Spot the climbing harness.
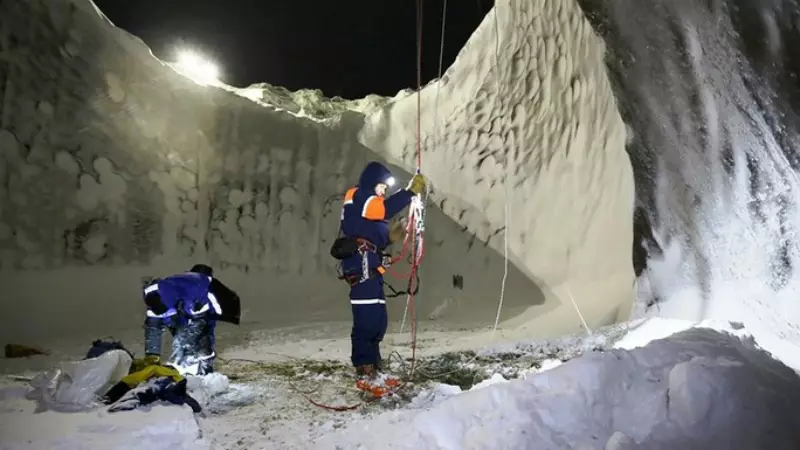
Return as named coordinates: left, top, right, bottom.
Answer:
left=333, top=236, right=421, bottom=298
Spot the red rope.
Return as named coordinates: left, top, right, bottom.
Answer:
left=288, top=380, right=364, bottom=411
left=407, top=0, right=425, bottom=378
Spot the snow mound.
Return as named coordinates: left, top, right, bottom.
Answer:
left=613, top=317, right=749, bottom=351
left=408, top=383, right=464, bottom=409
left=234, top=83, right=391, bottom=119
left=313, top=327, right=800, bottom=449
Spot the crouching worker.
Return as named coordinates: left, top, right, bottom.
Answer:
left=142, top=264, right=241, bottom=375
left=332, top=161, right=426, bottom=387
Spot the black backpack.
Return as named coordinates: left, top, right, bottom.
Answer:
left=85, top=338, right=134, bottom=360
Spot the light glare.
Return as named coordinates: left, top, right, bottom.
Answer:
left=386, top=177, right=396, bottom=187
left=175, top=50, right=220, bottom=86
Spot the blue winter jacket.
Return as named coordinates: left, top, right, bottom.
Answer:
left=143, top=272, right=220, bottom=321
left=340, top=162, right=414, bottom=277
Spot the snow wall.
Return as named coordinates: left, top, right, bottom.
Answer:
left=576, top=0, right=800, bottom=361
left=0, top=0, right=634, bottom=345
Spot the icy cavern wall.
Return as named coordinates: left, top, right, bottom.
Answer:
left=577, top=0, right=800, bottom=351
left=360, top=0, right=635, bottom=332
left=0, top=0, right=544, bottom=344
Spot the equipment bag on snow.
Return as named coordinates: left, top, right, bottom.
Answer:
left=85, top=338, right=134, bottom=360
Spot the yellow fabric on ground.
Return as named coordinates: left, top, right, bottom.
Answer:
left=121, top=364, right=183, bottom=387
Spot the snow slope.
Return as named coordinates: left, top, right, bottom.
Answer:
left=0, top=0, right=633, bottom=348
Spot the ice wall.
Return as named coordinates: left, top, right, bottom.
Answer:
left=576, top=0, right=800, bottom=363
left=359, top=0, right=635, bottom=336
left=0, top=0, right=544, bottom=345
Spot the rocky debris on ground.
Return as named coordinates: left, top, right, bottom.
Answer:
left=4, top=344, right=49, bottom=358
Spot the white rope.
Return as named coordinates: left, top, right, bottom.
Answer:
left=399, top=291, right=411, bottom=334
left=399, top=197, right=424, bottom=335
left=485, top=3, right=590, bottom=340
left=433, top=0, right=447, bottom=144
left=566, top=284, right=592, bottom=335
left=489, top=2, right=508, bottom=341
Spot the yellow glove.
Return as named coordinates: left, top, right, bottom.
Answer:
left=406, top=173, right=426, bottom=195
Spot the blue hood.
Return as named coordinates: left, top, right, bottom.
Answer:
left=358, top=162, right=394, bottom=192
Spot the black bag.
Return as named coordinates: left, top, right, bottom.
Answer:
left=209, top=278, right=242, bottom=325
left=85, top=338, right=134, bottom=360
left=330, top=236, right=360, bottom=260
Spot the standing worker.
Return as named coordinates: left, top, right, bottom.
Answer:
left=331, top=161, right=426, bottom=390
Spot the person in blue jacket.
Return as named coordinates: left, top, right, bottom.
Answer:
left=335, top=161, right=426, bottom=380
left=142, top=264, right=241, bottom=375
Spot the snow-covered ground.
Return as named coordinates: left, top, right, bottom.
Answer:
left=2, top=316, right=799, bottom=450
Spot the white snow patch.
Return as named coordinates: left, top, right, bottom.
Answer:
left=185, top=373, right=260, bottom=416
left=409, top=383, right=464, bottom=409
left=537, top=358, right=563, bottom=373
left=468, top=373, right=508, bottom=391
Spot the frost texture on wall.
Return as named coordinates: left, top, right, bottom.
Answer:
left=0, top=0, right=203, bottom=270
left=0, top=0, right=363, bottom=273
left=577, top=0, right=800, bottom=363
left=0, top=0, right=549, bottom=343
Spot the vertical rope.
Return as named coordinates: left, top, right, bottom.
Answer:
left=400, top=0, right=446, bottom=344
left=405, top=0, right=425, bottom=378
left=566, top=284, right=592, bottom=334
left=416, top=0, right=423, bottom=171
left=489, top=2, right=508, bottom=341
left=432, top=0, right=447, bottom=151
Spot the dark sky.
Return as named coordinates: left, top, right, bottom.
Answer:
left=93, top=0, right=494, bottom=99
